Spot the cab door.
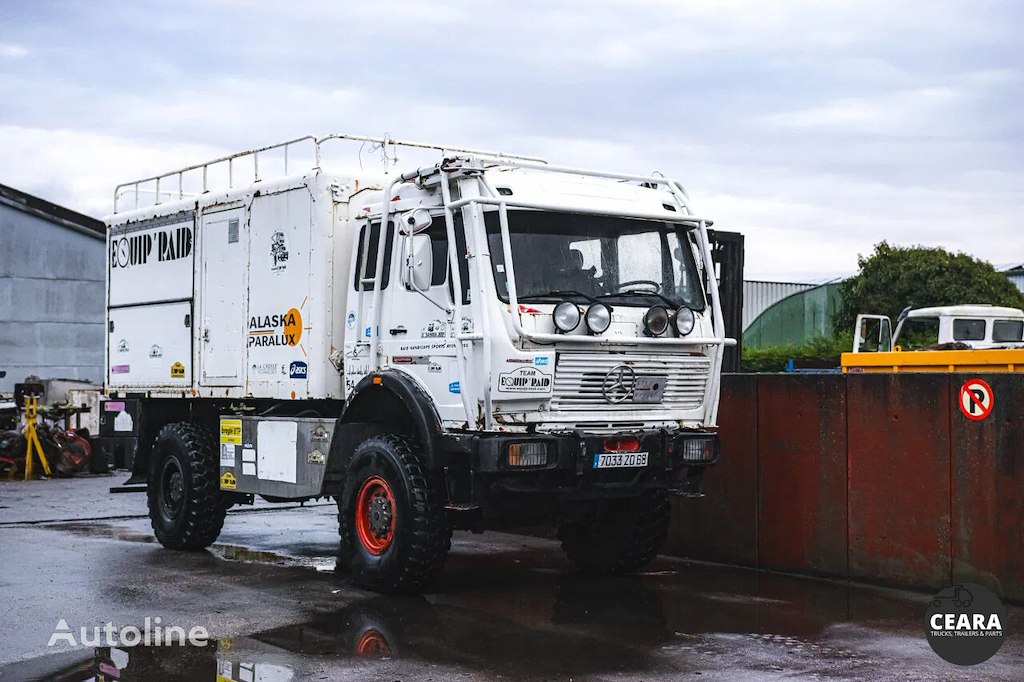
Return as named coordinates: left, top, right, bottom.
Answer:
left=376, top=218, right=466, bottom=424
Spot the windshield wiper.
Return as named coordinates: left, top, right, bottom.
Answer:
left=518, top=289, right=597, bottom=303
left=597, top=290, right=679, bottom=309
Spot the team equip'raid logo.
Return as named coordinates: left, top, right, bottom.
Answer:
left=248, top=308, right=303, bottom=347
left=110, top=227, right=192, bottom=268
left=924, top=582, right=1007, bottom=666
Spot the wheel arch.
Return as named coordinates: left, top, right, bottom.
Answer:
left=328, top=371, right=444, bottom=480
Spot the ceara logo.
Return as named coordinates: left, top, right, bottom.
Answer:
left=289, top=361, right=308, bottom=379
left=248, top=308, right=303, bottom=347
left=925, top=583, right=1006, bottom=666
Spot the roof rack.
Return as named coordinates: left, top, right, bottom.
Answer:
left=112, top=133, right=546, bottom=213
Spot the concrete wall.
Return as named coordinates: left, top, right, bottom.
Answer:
left=670, top=373, right=1024, bottom=603
left=0, top=202, right=105, bottom=392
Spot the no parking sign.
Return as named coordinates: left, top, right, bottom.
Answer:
left=958, top=378, right=994, bottom=421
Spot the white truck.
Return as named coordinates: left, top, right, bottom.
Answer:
left=853, top=305, right=1024, bottom=352
left=100, top=134, right=733, bottom=593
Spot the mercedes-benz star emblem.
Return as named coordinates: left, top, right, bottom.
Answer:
left=601, top=364, right=636, bottom=404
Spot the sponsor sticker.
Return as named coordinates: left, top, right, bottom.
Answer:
left=269, top=230, right=289, bottom=273
left=422, top=320, right=447, bottom=338
left=220, top=444, right=235, bottom=466
left=534, top=356, right=550, bottom=366
left=220, top=471, right=237, bottom=490
left=111, top=364, right=131, bottom=374
left=449, top=381, right=461, bottom=394
left=117, top=339, right=129, bottom=353
left=498, top=366, right=552, bottom=393
left=289, top=361, right=308, bottom=379
left=346, top=312, right=356, bottom=329
left=307, top=448, right=325, bottom=464
left=220, top=419, right=242, bottom=445
left=248, top=308, right=303, bottom=347
left=110, top=226, right=193, bottom=269
left=170, top=361, right=185, bottom=378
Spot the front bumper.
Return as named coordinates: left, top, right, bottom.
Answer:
left=444, top=428, right=718, bottom=502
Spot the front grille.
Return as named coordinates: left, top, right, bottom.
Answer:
left=551, top=353, right=710, bottom=412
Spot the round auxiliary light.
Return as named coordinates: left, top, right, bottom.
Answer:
left=585, top=302, right=612, bottom=334
left=643, top=306, right=670, bottom=337
left=553, top=300, right=582, bottom=333
left=674, top=307, right=696, bottom=336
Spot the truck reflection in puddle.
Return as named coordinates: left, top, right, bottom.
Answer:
left=41, top=578, right=670, bottom=680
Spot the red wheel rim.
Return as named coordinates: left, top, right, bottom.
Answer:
left=355, top=628, right=392, bottom=657
left=355, top=475, right=396, bottom=555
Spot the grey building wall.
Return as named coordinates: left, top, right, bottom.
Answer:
left=742, top=280, right=816, bottom=331
left=0, top=191, right=105, bottom=393
left=1006, top=271, right=1024, bottom=293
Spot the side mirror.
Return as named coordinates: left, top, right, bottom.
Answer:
left=401, top=234, right=433, bottom=292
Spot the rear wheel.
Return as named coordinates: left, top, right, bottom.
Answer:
left=558, top=492, right=670, bottom=574
left=338, top=435, right=450, bottom=593
left=148, top=422, right=228, bottom=550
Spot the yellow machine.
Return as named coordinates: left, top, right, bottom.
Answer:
left=21, top=395, right=52, bottom=479
left=841, top=348, right=1024, bottom=374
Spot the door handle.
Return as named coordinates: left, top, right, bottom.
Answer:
left=389, top=327, right=408, bottom=336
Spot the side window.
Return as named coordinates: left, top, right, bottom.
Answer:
left=353, top=221, right=395, bottom=291
left=449, top=212, right=471, bottom=305
left=993, top=320, right=1024, bottom=342
left=426, top=225, right=448, bottom=288
left=899, top=317, right=940, bottom=350
left=953, top=318, right=986, bottom=341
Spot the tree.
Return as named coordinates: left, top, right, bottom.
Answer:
left=835, top=242, right=1024, bottom=331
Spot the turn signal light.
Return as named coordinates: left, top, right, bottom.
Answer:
left=507, top=442, right=549, bottom=467
left=680, top=438, right=717, bottom=462
left=603, top=436, right=640, bottom=452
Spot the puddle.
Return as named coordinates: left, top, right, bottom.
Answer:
left=6, top=572, right=1024, bottom=681
left=42, top=522, right=337, bottom=572
left=43, top=521, right=157, bottom=545
left=20, top=642, right=297, bottom=682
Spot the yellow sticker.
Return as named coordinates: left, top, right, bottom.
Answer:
left=220, top=471, right=237, bottom=490
left=170, top=361, right=185, bottom=378
left=220, top=419, right=242, bottom=444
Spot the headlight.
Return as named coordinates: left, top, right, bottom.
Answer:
left=585, top=302, right=612, bottom=334
left=674, top=307, right=695, bottom=336
left=643, top=306, right=670, bottom=336
left=553, top=300, right=581, bottom=332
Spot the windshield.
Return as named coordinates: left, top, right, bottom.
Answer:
left=484, top=210, right=706, bottom=310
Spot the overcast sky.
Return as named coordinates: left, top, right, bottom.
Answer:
left=1, top=0, right=1021, bottom=280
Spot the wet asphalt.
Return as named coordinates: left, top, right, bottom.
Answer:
left=0, top=477, right=1021, bottom=681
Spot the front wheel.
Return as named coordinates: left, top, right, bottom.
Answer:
left=558, top=492, right=670, bottom=574
left=338, top=435, right=450, bottom=594
left=147, top=422, right=228, bottom=550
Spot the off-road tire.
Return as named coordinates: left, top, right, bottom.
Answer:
left=338, top=435, right=450, bottom=594
left=558, top=492, right=670, bottom=574
left=148, top=422, right=228, bottom=550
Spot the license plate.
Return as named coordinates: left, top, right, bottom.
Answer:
left=593, top=452, right=649, bottom=469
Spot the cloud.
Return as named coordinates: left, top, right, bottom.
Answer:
left=0, top=0, right=1021, bottom=279
left=0, top=43, right=29, bottom=59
